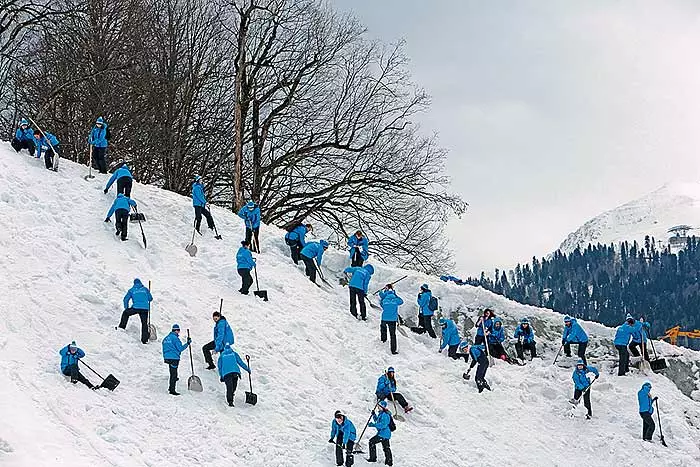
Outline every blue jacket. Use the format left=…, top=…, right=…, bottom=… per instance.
left=330, top=417, right=357, bottom=445
left=236, top=247, right=256, bottom=270
left=15, top=125, right=33, bottom=142
left=614, top=323, right=635, bottom=346
left=417, top=290, right=433, bottom=316
left=375, top=374, right=397, bottom=398
left=638, top=383, right=654, bottom=414
left=59, top=345, right=85, bottom=372
left=106, top=193, right=136, bottom=219
left=572, top=365, right=599, bottom=390
left=162, top=332, right=190, bottom=360
left=88, top=123, right=109, bottom=148
left=105, top=166, right=133, bottom=191
left=348, top=235, right=369, bottom=260
left=238, top=204, right=261, bottom=229
left=285, top=225, right=308, bottom=247
left=562, top=319, right=589, bottom=344
left=123, top=278, right=152, bottom=310
left=369, top=411, right=392, bottom=439
left=488, top=321, right=505, bottom=344
left=214, top=317, right=235, bottom=352
left=440, top=319, right=461, bottom=349
left=470, top=344, right=486, bottom=361
left=217, top=346, right=250, bottom=380
left=379, top=290, right=403, bottom=322
left=476, top=317, right=493, bottom=337
left=514, top=324, right=535, bottom=344
left=301, top=242, right=325, bottom=265
left=34, top=132, right=59, bottom=159
left=343, top=265, right=374, bottom=293
left=192, top=182, right=207, bottom=207
left=632, top=321, right=651, bottom=344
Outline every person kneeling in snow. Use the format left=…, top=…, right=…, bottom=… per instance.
left=202, top=311, right=234, bottom=370
left=513, top=317, right=537, bottom=360
left=375, top=367, right=413, bottom=413
left=487, top=318, right=516, bottom=364
left=367, top=401, right=393, bottom=466
left=329, top=410, right=357, bottom=467
left=236, top=240, right=256, bottom=295
left=468, top=344, right=490, bottom=392
left=105, top=193, right=137, bottom=241
left=11, top=118, right=35, bottom=156
left=638, top=381, right=657, bottom=442
left=162, top=324, right=191, bottom=395
left=572, top=359, right=599, bottom=419
left=218, top=345, right=250, bottom=407
left=438, top=318, right=467, bottom=362
left=59, top=341, right=98, bottom=390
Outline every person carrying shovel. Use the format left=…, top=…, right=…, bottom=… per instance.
left=217, top=344, right=250, bottom=407
left=329, top=410, right=357, bottom=466
left=571, top=359, right=599, bottom=419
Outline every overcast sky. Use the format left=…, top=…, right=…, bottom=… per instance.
left=332, top=0, right=700, bottom=277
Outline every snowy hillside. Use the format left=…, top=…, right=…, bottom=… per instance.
left=560, top=182, right=700, bottom=253
left=1, top=145, right=700, bottom=467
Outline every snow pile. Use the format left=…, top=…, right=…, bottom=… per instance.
left=0, top=144, right=699, bottom=467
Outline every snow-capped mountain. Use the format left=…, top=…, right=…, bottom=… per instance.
left=560, top=182, right=700, bottom=254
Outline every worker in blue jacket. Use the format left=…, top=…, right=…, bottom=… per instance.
left=468, top=344, right=491, bottom=393
left=162, top=324, right=191, bottom=395
left=410, top=284, right=437, bottom=338
left=329, top=410, right=357, bottom=467
left=88, top=117, right=110, bottom=173
left=438, top=318, right=463, bottom=360
left=572, top=359, right=599, bottom=419
left=202, top=311, right=235, bottom=370
left=11, top=118, right=35, bottom=156
left=236, top=240, right=256, bottom=295
left=284, top=222, right=312, bottom=264
left=190, top=175, right=217, bottom=234
left=562, top=315, right=589, bottom=364
left=614, top=314, right=636, bottom=376
left=513, top=317, right=537, bottom=360
left=638, top=382, right=657, bottom=441
left=217, top=345, right=250, bottom=407
left=237, top=201, right=261, bottom=252
left=379, top=284, right=404, bottom=355
left=348, top=230, right=369, bottom=267
left=300, top=239, right=329, bottom=284
left=33, top=129, right=60, bottom=170
left=487, top=317, right=515, bottom=363
left=104, top=193, right=137, bottom=241
left=630, top=317, right=652, bottom=361
left=104, top=162, right=133, bottom=197
left=59, top=341, right=98, bottom=390
left=367, top=400, right=393, bottom=465
left=118, top=278, right=153, bottom=344
left=343, top=264, right=374, bottom=320
left=474, top=309, right=495, bottom=345
left=375, top=367, right=413, bottom=413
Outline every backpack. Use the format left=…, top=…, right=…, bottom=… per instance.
left=389, top=416, right=396, bottom=432
left=428, top=296, right=439, bottom=312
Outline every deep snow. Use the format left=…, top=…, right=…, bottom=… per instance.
left=0, top=144, right=699, bottom=467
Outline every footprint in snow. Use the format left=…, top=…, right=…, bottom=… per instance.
left=0, top=438, right=14, bottom=453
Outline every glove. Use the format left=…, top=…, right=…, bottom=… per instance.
left=103, top=188, right=108, bottom=194
left=104, top=218, right=110, bottom=222
left=187, top=337, right=192, bottom=344
left=371, top=409, right=376, bottom=416
left=594, top=375, right=599, bottom=380
left=328, top=439, right=334, bottom=444
left=438, top=349, right=443, bottom=353
left=562, top=339, right=566, bottom=344
left=652, top=397, right=658, bottom=402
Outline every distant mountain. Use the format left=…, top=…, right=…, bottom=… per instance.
left=559, top=182, right=700, bottom=253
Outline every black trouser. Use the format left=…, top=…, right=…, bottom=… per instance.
left=349, top=286, right=366, bottom=319
left=419, top=314, right=436, bottom=338
left=62, top=364, right=94, bottom=388
left=117, top=176, right=132, bottom=198
left=515, top=341, right=537, bottom=359
left=640, top=412, right=655, bottom=441
left=11, top=138, right=35, bottom=156
left=288, top=240, right=302, bottom=264
left=474, top=334, right=486, bottom=345
left=164, top=359, right=179, bottom=392
left=202, top=340, right=216, bottom=366
left=223, top=372, right=240, bottom=405
left=238, top=268, right=253, bottom=294
left=616, top=345, right=630, bottom=376
left=378, top=392, right=408, bottom=409
left=93, top=146, right=108, bottom=173
left=245, top=227, right=260, bottom=252
left=334, top=431, right=355, bottom=466
left=488, top=342, right=508, bottom=360
left=194, top=205, right=215, bottom=231
left=629, top=342, right=650, bottom=360
left=43, top=146, right=59, bottom=169
left=380, top=320, right=397, bottom=353
left=564, top=341, right=587, bottom=365
left=351, top=249, right=364, bottom=267
left=470, top=353, right=489, bottom=381
left=119, top=308, right=149, bottom=344
left=368, top=435, right=392, bottom=465
left=301, top=255, right=317, bottom=283
left=574, top=387, right=592, bottom=416
left=115, top=208, right=129, bottom=240
left=447, top=344, right=469, bottom=362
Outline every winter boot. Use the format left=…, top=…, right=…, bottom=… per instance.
left=206, top=363, right=216, bottom=370
left=404, top=405, right=413, bottom=413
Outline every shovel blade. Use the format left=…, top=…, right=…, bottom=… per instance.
left=101, top=374, right=120, bottom=391
left=650, top=358, right=667, bottom=372
left=245, top=391, right=258, bottom=405
left=185, top=244, right=197, bottom=257
left=188, top=375, right=203, bottom=392
left=393, top=414, right=405, bottom=422
left=254, top=290, right=269, bottom=302
left=148, top=324, right=157, bottom=342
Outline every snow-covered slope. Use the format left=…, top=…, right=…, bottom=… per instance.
left=0, top=145, right=699, bottom=467
left=560, top=182, right=700, bottom=253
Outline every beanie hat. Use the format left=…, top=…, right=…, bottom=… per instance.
left=564, top=315, right=572, bottom=323
left=172, top=324, right=180, bottom=331
left=241, top=240, right=250, bottom=246
left=387, top=367, right=395, bottom=373
left=420, top=283, right=429, bottom=291
left=334, top=410, right=344, bottom=418
left=96, top=116, right=105, bottom=125
left=378, top=400, right=388, bottom=409
left=20, top=118, right=29, bottom=127
left=459, top=340, right=469, bottom=349
left=521, top=317, right=530, bottom=324
left=69, top=341, right=77, bottom=350
left=246, top=201, right=255, bottom=209
left=193, top=174, right=202, bottom=181
left=626, top=313, right=634, bottom=322
left=576, top=359, right=585, bottom=366
left=642, top=381, right=652, bottom=389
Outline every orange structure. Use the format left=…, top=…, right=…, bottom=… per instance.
left=660, top=326, right=700, bottom=346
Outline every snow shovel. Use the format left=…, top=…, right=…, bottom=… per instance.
left=79, top=359, right=120, bottom=391
left=552, top=344, right=564, bottom=365
left=244, top=355, right=257, bottom=405
left=482, top=320, right=494, bottom=365
left=646, top=328, right=667, bottom=372
left=655, top=399, right=668, bottom=447
left=133, top=205, right=147, bottom=249
left=187, top=329, right=203, bottom=392
left=252, top=267, right=268, bottom=301
left=185, top=227, right=198, bottom=257
left=390, top=393, right=405, bottom=422
left=313, top=259, right=333, bottom=288
left=372, top=275, right=408, bottom=295
left=147, top=281, right=157, bottom=341
left=213, top=223, right=222, bottom=240
left=84, top=145, right=95, bottom=180
left=353, top=402, right=380, bottom=454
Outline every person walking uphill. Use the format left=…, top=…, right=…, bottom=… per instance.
left=11, top=118, right=35, bottom=156
left=162, top=324, right=191, bottom=395
left=572, top=359, right=599, bottom=419
left=329, top=410, right=357, bottom=467
left=348, top=230, right=369, bottom=267
left=366, top=401, right=393, bottom=466
left=638, top=381, right=657, bottom=442
left=104, top=162, right=133, bottom=197
left=375, top=367, right=413, bottom=413
left=236, top=240, right=256, bottom=295
left=284, top=222, right=312, bottom=264
left=343, top=264, right=374, bottom=320
left=300, top=240, right=329, bottom=284
left=217, top=344, right=250, bottom=407
left=33, top=129, right=60, bottom=170
left=238, top=201, right=261, bottom=252
left=59, top=341, right=98, bottom=390
left=614, top=315, right=635, bottom=376
left=191, top=175, right=216, bottom=234
left=202, top=311, right=235, bottom=370
left=88, top=117, right=110, bottom=174
left=379, top=284, right=404, bottom=355
left=562, top=315, right=589, bottom=365
left=118, top=278, right=153, bottom=344
left=105, top=193, right=137, bottom=241
left=410, top=284, right=437, bottom=338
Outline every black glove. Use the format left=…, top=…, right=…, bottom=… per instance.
left=103, top=188, right=108, bottom=194
left=104, top=218, right=110, bottom=223
left=371, top=409, right=376, bottom=416
left=187, top=337, right=192, bottom=344
left=594, top=375, right=599, bottom=380
left=652, top=397, right=658, bottom=402
left=328, top=439, right=334, bottom=444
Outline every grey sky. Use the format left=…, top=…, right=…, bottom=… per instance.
left=332, top=1, right=700, bottom=277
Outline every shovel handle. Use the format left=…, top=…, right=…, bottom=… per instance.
left=245, top=355, right=253, bottom=391
left=219, top=298, right=223, bottom=313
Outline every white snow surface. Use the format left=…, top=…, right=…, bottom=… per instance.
left=560, top=182, right=700, bottom=253
left=0, top=145, right=699, bottom=467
